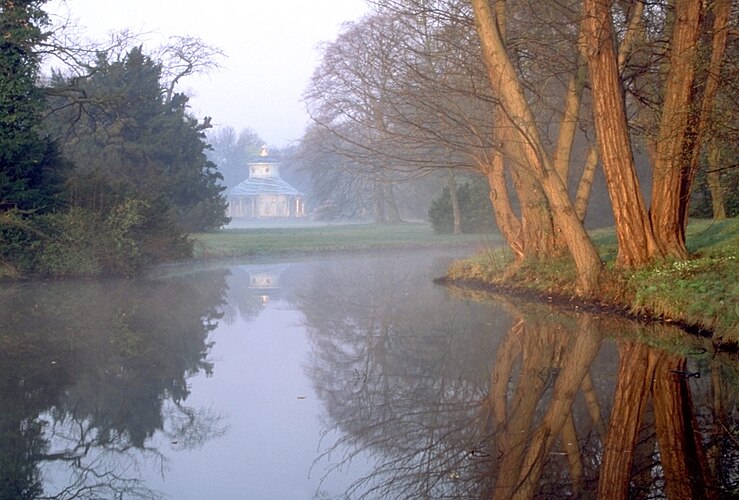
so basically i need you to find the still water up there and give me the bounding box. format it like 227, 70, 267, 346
1, 249, 737, 499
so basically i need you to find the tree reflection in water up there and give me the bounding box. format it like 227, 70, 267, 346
294, 260, 738, 499
0, 269, 229, 499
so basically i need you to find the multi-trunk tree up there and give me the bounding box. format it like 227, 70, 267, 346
583, 0, 733, 262
306, 1, 620, 289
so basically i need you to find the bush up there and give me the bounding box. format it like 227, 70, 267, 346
428, 179, 497, 234
1, 198, 193, 279
105, 198, 193, 274
30, 209, 103, 277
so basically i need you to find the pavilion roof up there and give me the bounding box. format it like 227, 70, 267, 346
228, 176, 302, 197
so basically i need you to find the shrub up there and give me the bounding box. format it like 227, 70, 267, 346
30, 208, 102, 277
429, 179, 497, 234
1, 198, 193, 279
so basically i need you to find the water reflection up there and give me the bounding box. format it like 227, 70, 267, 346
221, 263, 291, 322
289, 254, 508, 498
1, 252, 736, 499
296, 265, 738, 499
0, 270, 228, 499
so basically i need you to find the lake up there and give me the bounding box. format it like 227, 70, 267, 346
0, 249, 736, 499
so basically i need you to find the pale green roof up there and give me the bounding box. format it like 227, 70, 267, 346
228, 176, 302, 196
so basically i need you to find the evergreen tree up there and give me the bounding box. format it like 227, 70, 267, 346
0, 0, 66, 213
48, 47, 227, 232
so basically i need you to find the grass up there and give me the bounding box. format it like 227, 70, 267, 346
444, 218, 739, 345
190, 222, 499, 259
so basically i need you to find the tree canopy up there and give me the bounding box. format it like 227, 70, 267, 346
0, 0, 67, 213
47, 46, 228, 232
1, 1, 229, 277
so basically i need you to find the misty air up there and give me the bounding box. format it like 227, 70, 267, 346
1, 1, 737, 499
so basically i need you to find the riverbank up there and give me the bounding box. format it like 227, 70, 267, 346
191, 222, 498, 259
439, 218, 739, 347
0, 222, 499, 281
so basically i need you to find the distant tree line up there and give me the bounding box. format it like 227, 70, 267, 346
0, 0, 228, 278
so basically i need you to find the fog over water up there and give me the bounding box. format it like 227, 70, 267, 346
0, 249, 736, 498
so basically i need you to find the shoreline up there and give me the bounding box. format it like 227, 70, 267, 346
434, 275, 724, 344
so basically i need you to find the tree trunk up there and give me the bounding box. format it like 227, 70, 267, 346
649, 0, 705, 258
573, 1, 641, 225
374, 180, 385, 223
689, 0, 731, 223
487, 0, 557, 262
582, 0, 663, 267
552, 33, 588, 183
448, 169, 463, 235
508, 151, 558, 259
471, 0, 602, 293
484, 154, 524, 258
574, 146, 598, 222
487, 116, 559, 262
706, 142, 726, 219
384, 182, 402, 222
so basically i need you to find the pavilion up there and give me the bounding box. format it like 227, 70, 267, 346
226, 147, 305, 218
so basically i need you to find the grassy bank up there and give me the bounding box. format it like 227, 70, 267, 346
442, 218, 739, 345
191, 222, 498, 259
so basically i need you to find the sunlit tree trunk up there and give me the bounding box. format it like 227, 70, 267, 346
486, 118, 559, 262
484, 152, 524, 259
649, 0, 705, 258
582, 0, 664, 267
573, 1, 642, 225
471, 0, 602, 293
481, 3, 557, 262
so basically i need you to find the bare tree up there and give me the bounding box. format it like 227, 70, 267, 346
155, 35, 225, 105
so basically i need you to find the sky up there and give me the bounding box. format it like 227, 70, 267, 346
46, 0, 369, 147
